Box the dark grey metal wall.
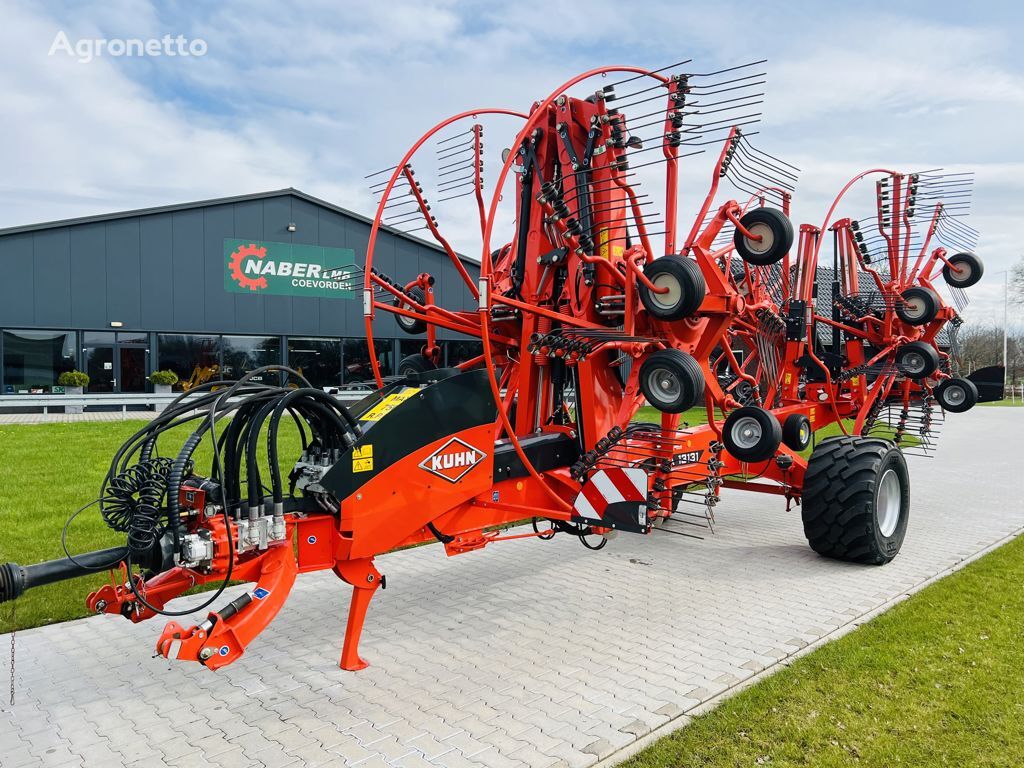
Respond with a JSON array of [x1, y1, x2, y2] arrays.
[[0, 191, 478, 339]]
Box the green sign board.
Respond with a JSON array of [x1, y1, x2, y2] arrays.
[[224, 239, 357, 299]]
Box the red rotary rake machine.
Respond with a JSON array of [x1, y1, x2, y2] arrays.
[[0, 61, 998, 672]]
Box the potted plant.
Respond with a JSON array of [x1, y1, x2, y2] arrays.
[[57, 370, 89, 394], [58, 370, 90, 414], [149, 370, 179, 394]]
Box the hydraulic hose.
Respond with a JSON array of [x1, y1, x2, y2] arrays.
[[245, 399, 283, 510]]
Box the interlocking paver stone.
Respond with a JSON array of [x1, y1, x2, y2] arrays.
[[1, 409, 1022, 767]]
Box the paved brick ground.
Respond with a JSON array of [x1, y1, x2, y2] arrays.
[[2, 407, 1022, 767]]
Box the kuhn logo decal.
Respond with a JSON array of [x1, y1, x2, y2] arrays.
[[419, 438, 486, 483]]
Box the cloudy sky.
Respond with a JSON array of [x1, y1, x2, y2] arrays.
[[1, 0, 1021, 325]]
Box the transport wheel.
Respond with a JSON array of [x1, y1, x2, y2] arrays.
[[638, 349, 705, 414], [934, 377, 978, 413], [638, 256, 706, 320], [733, 208, 794, 266], [398, 353, 436, 377], [895, 341, 940, 380], [781, 413, 812, 451], [896, 287, 940, 326], [722, 406, 782, 462], [942, 252, 983, 289], [394, 286, 427, 334], [801, 437, 909, 564]]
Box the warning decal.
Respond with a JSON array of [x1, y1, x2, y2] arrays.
[[360, 388, 418, 422], [352, 445, 374, 473]]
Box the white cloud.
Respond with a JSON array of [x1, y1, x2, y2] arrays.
[[1, 0, 1020, 324]]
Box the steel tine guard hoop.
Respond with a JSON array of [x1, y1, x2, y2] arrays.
[[362, 108, 528, 388]]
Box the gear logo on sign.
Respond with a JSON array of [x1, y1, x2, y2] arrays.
[[419, 438, 486, 483], [228, 243, 269, 291]]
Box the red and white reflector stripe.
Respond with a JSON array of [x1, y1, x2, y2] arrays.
[[573, 467, 647, 523]]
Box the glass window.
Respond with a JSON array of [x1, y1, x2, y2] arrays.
[[399, 339, 427, 363], [157, 334, 220, 392], [343, 338, 393, 385], [221, 336, 282, 384], [82, 331, 116, 345], [445, 339, 484, 368], [117, 331, 148, 345], [287, 338, 341, 389], [3, 330, 77, 393]]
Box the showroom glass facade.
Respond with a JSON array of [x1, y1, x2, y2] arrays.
[[1, 330, 77, 393], [0, 330, 482, 393], [0, 190, 481, 398]]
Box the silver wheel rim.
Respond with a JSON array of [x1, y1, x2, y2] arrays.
[[397, 304, 416, 329], [745, 222, 774, 255], [650, 272, 682, 311], [647, 367, 681, 405], [877, 468, 902, 538], [903, 295, 926, 320], [953, 260, 973, 283], [732, 416, 763, 449], [901, 351, 926, 374], [799, 423, 810, 445], [944, 384, 966, 406]]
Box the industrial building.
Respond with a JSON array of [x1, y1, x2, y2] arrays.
[[0, 189, 481, 399]]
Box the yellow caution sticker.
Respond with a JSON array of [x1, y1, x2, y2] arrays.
[[596, 229, 624, 261], [359, 388, 418, 422], [784, 372, 792, 385], [352, 445, 374, 473], [809, 407, 817, 423]]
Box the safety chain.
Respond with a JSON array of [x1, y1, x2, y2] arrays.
[[7, 599, 14, 708]]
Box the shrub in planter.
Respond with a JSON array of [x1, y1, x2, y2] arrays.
[[149, 369, 179, 394], [57, 370, 90, 390], [149, 370, 179, 386], [58, 370, 89, 412]]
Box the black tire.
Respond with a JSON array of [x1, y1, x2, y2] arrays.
[[942, 252, 983, 289], [934, 377, 978, 413], [733, 208, 794, 266], [895, 341, 940, 380], [782, 413, 812, 451], [801, 437, 909, 564], [896, 287, 940, 326], [722, 406, 782, 462], [394, 286, 427, 334], [398, 353, 436, 377], [639, 349, 705, 414], [638, 256, 706, 320]]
